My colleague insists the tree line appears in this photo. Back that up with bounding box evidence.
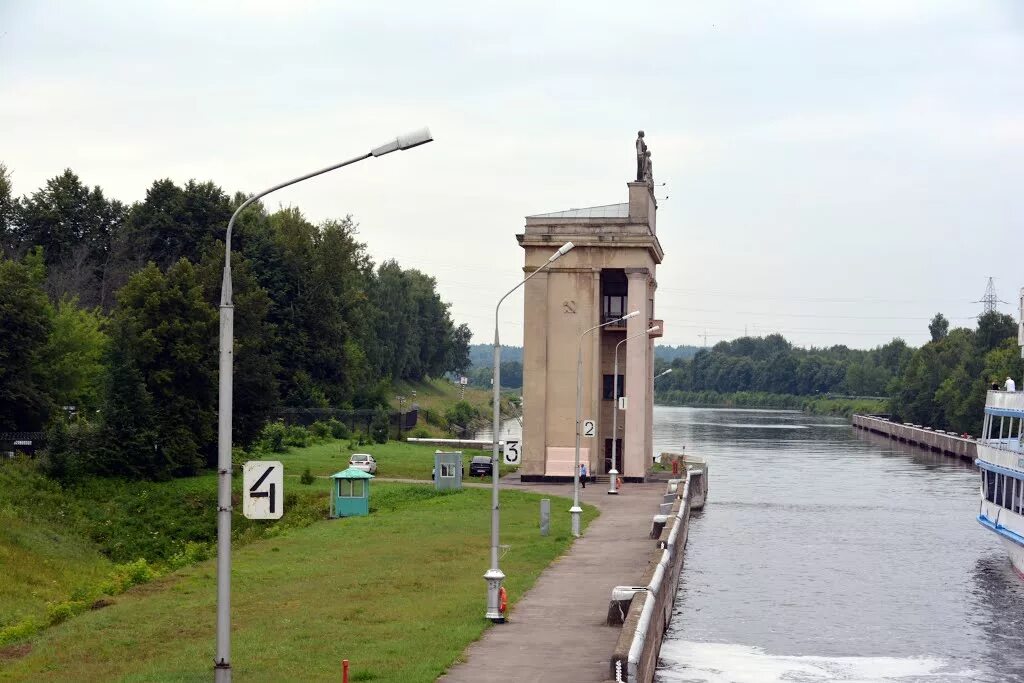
[0,164,470,479]
[656,333,913,398]
[655,312,1023,436]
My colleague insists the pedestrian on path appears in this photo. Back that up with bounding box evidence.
[580,462,587,489]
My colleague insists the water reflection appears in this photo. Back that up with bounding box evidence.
[653,405,1023,683]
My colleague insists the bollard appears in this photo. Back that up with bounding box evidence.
[540,498,550,536]
[650,513,668,539]
[342,659,349,683]
[672,459,680,476]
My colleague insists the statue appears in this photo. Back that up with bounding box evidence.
[643,150,653,188]
[635,130,647,182]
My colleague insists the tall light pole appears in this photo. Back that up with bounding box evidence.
[485,240,574,623]
[396,395,406,441]
[654,368,673,382]
[608,325,660,495]
[571,310,639,536]
[214,128,433,682]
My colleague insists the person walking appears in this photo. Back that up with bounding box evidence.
[580,462,587,489]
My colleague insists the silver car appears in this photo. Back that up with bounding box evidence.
[349,453,377,474]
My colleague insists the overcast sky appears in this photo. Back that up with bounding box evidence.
[2,1,1021,349]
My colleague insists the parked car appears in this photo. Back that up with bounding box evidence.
[349,453,377,474]
[469,455,493,477]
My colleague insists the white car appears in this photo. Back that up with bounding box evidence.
[349,453,377,474]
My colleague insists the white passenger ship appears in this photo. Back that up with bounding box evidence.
[977,388,1024,579]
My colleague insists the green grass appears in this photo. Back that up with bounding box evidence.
[282,438,512,481]
[0,509,112,630]
[0,486,597,682]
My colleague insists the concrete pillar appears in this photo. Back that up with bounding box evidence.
[590,270,601,475]
[521,269,549,477]
[624,268,649,478]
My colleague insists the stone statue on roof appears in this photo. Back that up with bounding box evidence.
[635,130,647,182]
[643,150,653,188]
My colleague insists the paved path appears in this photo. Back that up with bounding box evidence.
[439,477,664,683]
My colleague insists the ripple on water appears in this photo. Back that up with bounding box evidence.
[652,406,1024,683]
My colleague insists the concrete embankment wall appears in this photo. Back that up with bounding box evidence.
[609,470,705,682]
[852,414,977,462]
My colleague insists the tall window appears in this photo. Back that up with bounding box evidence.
[603,374,624,400]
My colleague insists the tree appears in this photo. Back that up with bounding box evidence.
[0,252,53,430]
[0,163,15,257]
[14,170,125,306]
[103,260,217,478]
[928,313,949,342]
[37,298,109,414]
[975,311,1017,355]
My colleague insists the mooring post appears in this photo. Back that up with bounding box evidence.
[540,498,550,536]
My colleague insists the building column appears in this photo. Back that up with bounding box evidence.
[624,269,649,478]
[589,270,601,476]
[521,269,549,477]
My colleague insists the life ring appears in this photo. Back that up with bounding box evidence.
[499,586,508,614]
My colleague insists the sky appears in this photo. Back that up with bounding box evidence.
[1,0,1022,349]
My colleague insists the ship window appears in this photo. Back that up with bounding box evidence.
[985,470,996,503]
[994,473,1004,507]
[1014,478,1022,514]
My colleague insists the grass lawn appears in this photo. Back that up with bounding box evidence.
[0,509,112,630]
[0,485,598,682]
[281,438,513,481]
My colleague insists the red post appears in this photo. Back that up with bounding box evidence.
[342,659,349,683]
[671,460,680,476]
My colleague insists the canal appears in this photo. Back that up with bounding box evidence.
[653,405,1024,683]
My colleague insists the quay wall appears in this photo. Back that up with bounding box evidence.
[852,414,976,462]
[610,469,706,682]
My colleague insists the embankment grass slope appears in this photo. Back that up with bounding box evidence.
[1,486,596,682]
[0,509,111,630]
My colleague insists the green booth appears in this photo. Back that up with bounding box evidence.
[330,467,374,518]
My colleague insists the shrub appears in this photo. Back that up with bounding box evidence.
[411,427,430,438]
[444,401,480,433]
[300,467,315,485]
[370,408,389,444]
[325,418,350,439]
[284,424,312,448]
[168,541,211,570]
[256,421,287,453]
[422,408,443,427]
[308,421,332,441]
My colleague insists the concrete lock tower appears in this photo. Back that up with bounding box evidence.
[518,161,664,482]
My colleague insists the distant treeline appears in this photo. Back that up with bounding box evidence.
[464,342,700,389]
[0,165,471,479]
[654,312,1023,435]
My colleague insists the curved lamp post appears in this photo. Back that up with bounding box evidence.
[486,241,574,622]
[214,128,433,682]
[608,325,660,494]
[571,309,639,536]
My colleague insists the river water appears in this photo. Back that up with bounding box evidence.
[653,405,1024,683]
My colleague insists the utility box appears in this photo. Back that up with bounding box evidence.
[433,450,463,491]
[330,467,374,518]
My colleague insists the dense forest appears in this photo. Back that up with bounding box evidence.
[0,164,471,479]
[655,312,1023,435]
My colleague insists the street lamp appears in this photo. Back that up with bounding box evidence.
[608,325,660,495]
[213,128,433,683]
[571,309,639,536]
[654,368,673,382]
[396,395,406,441]
[485,240,574,623]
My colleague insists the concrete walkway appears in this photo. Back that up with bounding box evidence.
[439,477,664,683]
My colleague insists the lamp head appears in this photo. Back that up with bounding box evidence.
[371,127,434,157]
[548,241,575,262]
[621,310,640,321]
[647,325,660,333]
